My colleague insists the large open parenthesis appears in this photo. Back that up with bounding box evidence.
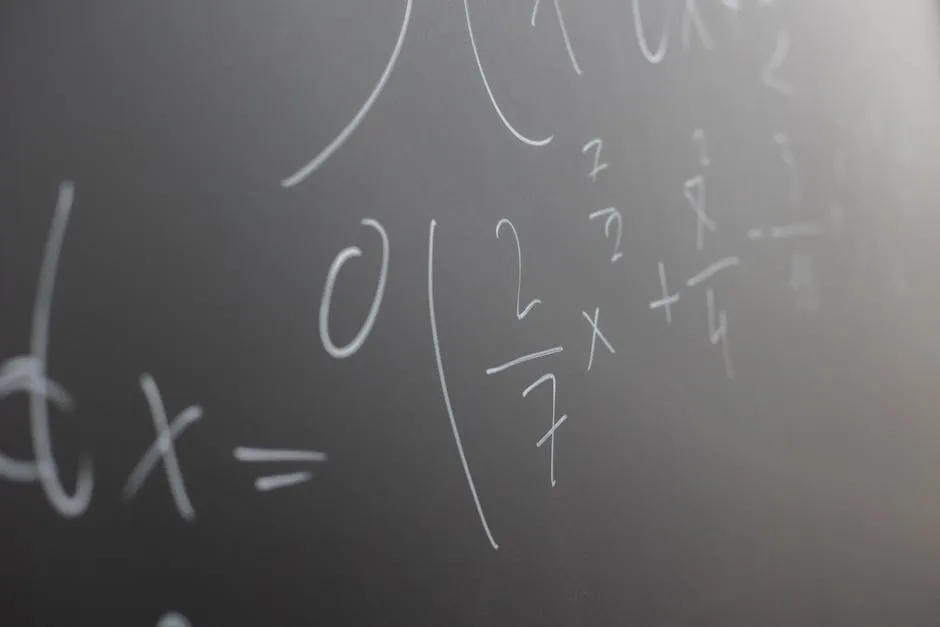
[428,219,499,549]
[319,219,389,359]
[633,0,668,64]
[281,0,413,188]
[464,0,553,147]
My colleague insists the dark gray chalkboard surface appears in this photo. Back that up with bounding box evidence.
[3,1,940,625]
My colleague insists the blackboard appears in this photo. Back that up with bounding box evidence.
[3,1,940,625]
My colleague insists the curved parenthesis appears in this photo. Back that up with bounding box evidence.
[319,219,389,359]
[464,0,553,147]
[428,219,499,550]
[281,0,414,188]
[632,0,668,64]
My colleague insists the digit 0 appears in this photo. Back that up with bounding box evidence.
[319,219,389,359]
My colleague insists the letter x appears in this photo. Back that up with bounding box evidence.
[582,307,615,371]
[123,373,202,520]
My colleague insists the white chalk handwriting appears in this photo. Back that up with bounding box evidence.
[762,28,793,95]
[522,373,568,487]
[632,0,669,64]
[582,138,609,182]
[464,0,553,146]
[281,0,413,188]
[124,374,202,521]
[497,219,542,320]
[320,219,389,359]
[681,0,714,52]
[582,308,616,372]
[706,289,734,379]
[683,175,715,252]
[692,128,709,168]
[650,262,679,325]
[233,447,328,492]
[429,219,499,550]
[0,182,93,518]
[588,208,624,263]
[773,132,802,209]
[531,0,583,75]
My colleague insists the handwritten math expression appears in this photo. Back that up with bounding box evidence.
[2,0,916,573]
[4,55,826,547]
[0,183,337,517]
[0,183,93,518]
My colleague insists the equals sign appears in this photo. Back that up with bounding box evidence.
[233,446,328,492]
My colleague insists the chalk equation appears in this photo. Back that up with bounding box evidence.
[0,185,331,519]
[0,9,932,627]
[0,52,891,552]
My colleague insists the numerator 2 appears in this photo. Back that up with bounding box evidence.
[496,218,542,320]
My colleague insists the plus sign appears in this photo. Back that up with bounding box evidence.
[649,262,679,325]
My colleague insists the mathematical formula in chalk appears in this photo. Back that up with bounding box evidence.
[0,1,935,625]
